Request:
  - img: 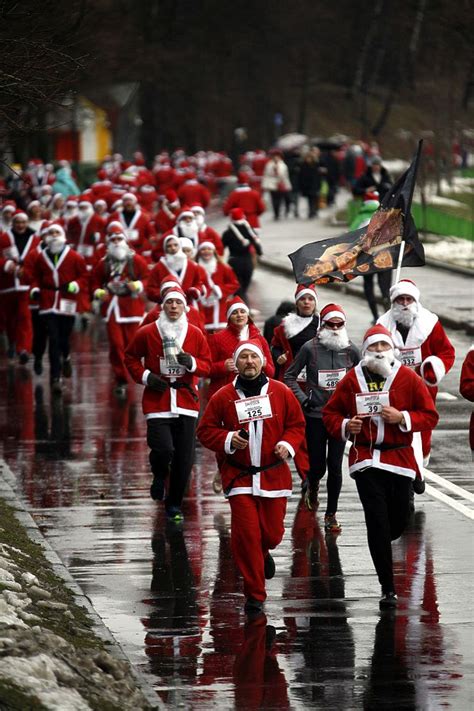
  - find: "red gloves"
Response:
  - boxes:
[423,362,437,385]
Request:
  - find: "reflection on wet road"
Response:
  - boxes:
[1,318,472,709]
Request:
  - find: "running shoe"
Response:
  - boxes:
[324,514,342,534]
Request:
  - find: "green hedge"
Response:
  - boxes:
[346,199,474,241]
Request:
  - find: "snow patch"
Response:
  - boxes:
[0,598,27,628]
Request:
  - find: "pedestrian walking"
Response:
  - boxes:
[125,286,211,521]
[285,304,359,527]
[298,148,323,218]
[197,340,305,615]
[323,324,438,608]
[262,150,291,220]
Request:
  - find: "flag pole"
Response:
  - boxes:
[394,240,406,282]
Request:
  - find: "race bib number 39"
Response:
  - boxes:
[160,358,186,378]
[399,347,422,368]
[355,391,389,417]
[318,368,346,391]
[235,395,272,424]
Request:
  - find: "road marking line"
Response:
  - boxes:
[424,469,474,503]
[425,484,474,520]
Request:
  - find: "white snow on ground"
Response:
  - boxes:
[383,159,409,174]
[0,654,92,711]
[428,195,470,210]
[424,236,474,268]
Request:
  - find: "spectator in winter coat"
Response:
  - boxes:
[298,148,323,218]
[262,150,291,220]
[353,156,392,200]
[221,209,262,302]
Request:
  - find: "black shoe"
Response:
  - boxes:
[18,350,29,365]
[51,379,62,395]
[379,592,398,610]
[33,358,43,375]
[62,358,72,378]
[244,597,263,615]
[304,482,319,511]
[113,383,127,399]
[264,553,275,580]
[165,505,184,522]
[413,478,425,495]
[150,477,165,501]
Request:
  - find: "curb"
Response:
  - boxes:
[0,459,163,711]
[258,258,473,335]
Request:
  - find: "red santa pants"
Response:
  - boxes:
[229,494,287,602]
[0,291,33,353]
[106,316,140,383]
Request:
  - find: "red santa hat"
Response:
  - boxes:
[28,200,41,209]
[362,324,394,354]
[190,204,205,215]
[295,283,318,304]
[122,192,138,203]
[227,296,250,320]
[47,224,66,238]
[164,189,179,203]
[389,279,420,304]
[65,197,79,206]
[2,201,16,213]
[94,198,107,208]
[39,220,52,236]
[12,209,28,221]
[162,287,187,307]
[160,276,181,295]
[106,224,127,241]
[177,207,195,221]
[230,207,245,221]
[237,171,250,184]
[364,191,379,203]
[233,339,264,365]
[197,241,216,252]
[111,198,123,211]
[320,303,346,323]
[79,197,93,206]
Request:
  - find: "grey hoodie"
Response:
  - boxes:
[284,336,360,417]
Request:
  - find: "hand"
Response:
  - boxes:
[177,352,193,369]
[276,352,288,365]
[422,362,437,385]
[231,432,249,450]
[147,372,169,392]
[346,416,363,435]
[274,444,290,460]
[128,280,143,293]
[94,288,107,301]
[225,358,237,372]
[67,281,79,294]
[381,406,404,424]
[4,260,17,274]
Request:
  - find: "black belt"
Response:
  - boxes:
[169,381,199,402]
[372,443,409,452]
[224,458,282,496]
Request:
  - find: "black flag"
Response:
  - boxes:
[289,142,425,285]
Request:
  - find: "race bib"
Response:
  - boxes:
[235,395,273,424]
[318,368,346,391]
[160,358,186,378]
[398,347,422,368]
[59,299,77,315]
[126,228,139,242]
[78,244,94,258]
[355,391,389,417]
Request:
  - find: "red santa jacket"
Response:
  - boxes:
[153,206,177,236]
[0,230,41,293]
[198,262,240,331]
[67,214,106,263]
[140,303,206,333]
[177,180,211,208]
[146,257,205,303]
[197,377,305,497]
[460,348,474,451]
[198,225,224,255]
[107,209,156,257]
[90,253,149,323]
[31,246,88,315]
[323,360,439,479]
[378,307,455,394]
[125,319,211,418]
[223,187,266,228]
[208,322,275,397]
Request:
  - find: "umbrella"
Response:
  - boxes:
[276,133,308,151]
[311,138,343,151]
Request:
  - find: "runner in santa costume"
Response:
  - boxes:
[67,197,106,265]
[190,204,224,256]
[459,347,474,458]
[271,283,320,381]
[153,206,200,259]
[197,241,239,333]
[208,297,274,398]
[197,340,305,615]
[140,275,206,333]
[0,202,16,232]
[91,225,149,397]
[0,210,40,363]
[153,189,179,236]
[146,234,205,305]
[323,324,438,609]
[377,279,455,464]
[221,208,263,301]
[223,175,266,229]
[177,174,211,208]
[30,224,87,392]
[107,192,155,259]
[125,287,211,521]
[285,304,360,527]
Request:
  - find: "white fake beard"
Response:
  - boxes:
[318,326,350,351]
[391,302,418,328]
[78,207,94,223]
[194,214,205,229]
[165,251,186,272]
[362,349,395,378]
[199,256,217,275]
[180,221,198,241]
[158,310,187,340]
[108,244,129,261]
[48,238,66,255]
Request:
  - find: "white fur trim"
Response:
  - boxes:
[142,369,151,385]
[227,301,249,319]
[421,355,446,386]
[296,288,317,302]
[321,310,346,323]
[390,280,420,303]
[233,342,264,364]
[399,410,412,432]
[341,418,350,441]
[362,332,393,353]
[177,210,194,221]
[283,312,313,339]
[163,289,187,305]
[197,241,215,251]
[225,431,237,454]
[276,440,295,459]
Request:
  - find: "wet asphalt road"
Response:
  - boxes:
[0,266,473,710]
